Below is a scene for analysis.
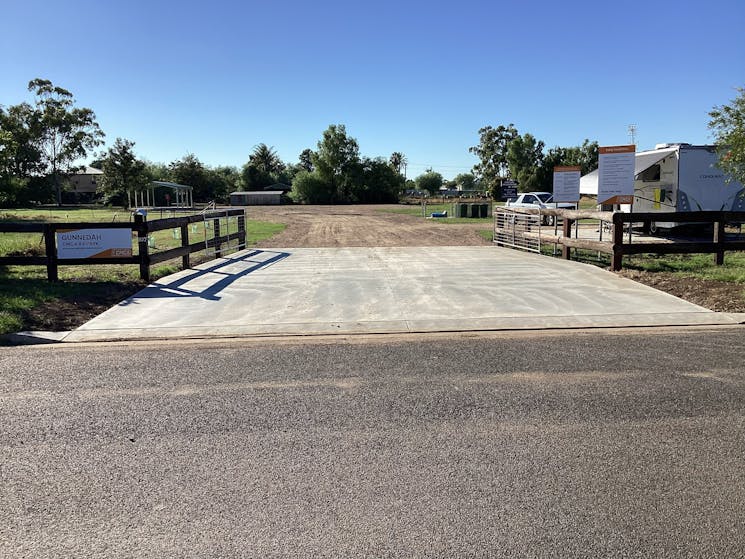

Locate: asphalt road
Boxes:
[2,327,745,558]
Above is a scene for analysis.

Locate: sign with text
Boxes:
[552,166,581,203]
[56,228,133,260]
[598,145,635,205]
[501,179,518,200]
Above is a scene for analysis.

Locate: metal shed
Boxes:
[230,191,283,205]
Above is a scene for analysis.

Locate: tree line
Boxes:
[2,78,744,207]
[0,79,407,207]
[469,125,599,198]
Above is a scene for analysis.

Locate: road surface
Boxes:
[2,327,745,557]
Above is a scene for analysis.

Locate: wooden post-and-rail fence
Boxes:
[0,209,247,282]
[494,207,745,271]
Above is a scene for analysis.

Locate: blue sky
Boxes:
[2,0,744,179]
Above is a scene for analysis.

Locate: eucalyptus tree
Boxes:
[469,124,519,198]
[27,78,104,205]
[709,87,745,185]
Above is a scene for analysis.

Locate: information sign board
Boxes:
[552,166,581,203]
[501,179,518,200]
[56,228,133,260]
[598,145,635,205]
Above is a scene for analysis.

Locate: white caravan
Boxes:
[579,144,745,230]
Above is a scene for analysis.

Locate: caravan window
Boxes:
[640,164,661,182]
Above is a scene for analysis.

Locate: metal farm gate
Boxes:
[493,207,542,253]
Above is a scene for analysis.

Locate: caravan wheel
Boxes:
[649,223,667,235]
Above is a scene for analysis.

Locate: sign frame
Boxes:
[56,228,134,260]
[552,166,581,203]
[598,145,636,205]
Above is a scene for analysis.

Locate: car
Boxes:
[504,192,576,225]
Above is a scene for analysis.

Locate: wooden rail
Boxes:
[494,208,745,271]
[0,208,246,282]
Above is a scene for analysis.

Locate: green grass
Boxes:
[0,268,141,335]
[478,229,493,242]
[537,243,745,283]
[623,252,745,283]
[0,207,129,223]
[378,204,452,216]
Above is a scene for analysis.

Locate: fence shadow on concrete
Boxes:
[118,250,291,303]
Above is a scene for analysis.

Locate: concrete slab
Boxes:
[65,247,739,342]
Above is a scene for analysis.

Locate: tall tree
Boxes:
[312,124,361,202]
[709,87,745,185]
[353,157,402,203]
[209,165,241,202]
[0,103,43,180]
[469,124,519,198]
[453,173,476,190]
[241,144,285,190]
[169,153,212,200]
[248,143,284,175]
[298,148,315,172]
[506,133,545,192]
[98,138,149,206]
[389,152,408,177]
[27,78,104,205]
[415,170,444,194]
[539,140,599,190]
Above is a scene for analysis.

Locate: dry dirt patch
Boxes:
[619,270,745,313]
[248,204,491,247]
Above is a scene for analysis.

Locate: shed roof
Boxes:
[74,166,103,175]
[151,181,193,191]
[230,191,283,195]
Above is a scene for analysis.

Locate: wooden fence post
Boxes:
[714,216,726,266]
[611,213,624,271]
[134,214,150,282]
[562,218,573,260]
[44,224,58,282]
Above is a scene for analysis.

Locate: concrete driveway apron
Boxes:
[65,246,739,341]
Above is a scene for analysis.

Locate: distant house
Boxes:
[68,166,103,202]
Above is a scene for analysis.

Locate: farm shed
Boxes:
[230,191,283,206]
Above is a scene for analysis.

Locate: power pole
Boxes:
[628,124,637,147]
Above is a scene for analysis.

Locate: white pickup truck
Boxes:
[504,192,576,225]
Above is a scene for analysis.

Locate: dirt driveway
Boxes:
[248,205,491,247]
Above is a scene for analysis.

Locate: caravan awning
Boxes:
[579,147,678,196]
[633,147,677,176]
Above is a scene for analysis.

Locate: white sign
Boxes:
[56,228,133,260]
[552,166,581,203]
[598,145,635,205]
